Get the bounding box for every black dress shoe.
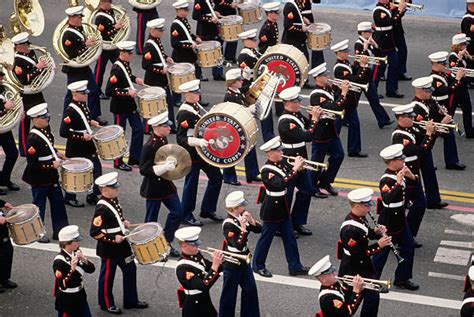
[320,184,338,196]
[303,81,315,89]
[289,266,309,276]
[379,286,390,294]
[213,76,226,81]
[175,101,183,107]
[394,279,419,291]
[386,91,405,98]
[127,159,140,167]
[199,77,209,82]
[348,152,368,158]
[378,94,384,99]
[86,195,99,205]
[94,117,109,126]
[114,163,132,172]
[380,76,386,81]
[275,230,299,239]
[182,218,203,226]
[102,306,122,314]
[224,180,241,186]
[253,268,273,278]
[379,120,395,129]
[0,189,6,196]
[293,225,312,236]
[1,280,17,289]
[246,177,262,183]
[413,239,423,249]
[38,235,50,243]
[0,286,4,293]
[427,201,449,209]
[313,191,328,199]
[399,73,412,81]
[446,162,466,170]
[200,212,224,222]
[99,93,110,100]
[199,101,210,107]
[5,182,20,191]
[169,246,180,258]
[65,199,85,208]
[124,301,149,309]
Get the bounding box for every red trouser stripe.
[20,118,27,154]
[95,55,102,84]
[104,258,111,309]
[138,13,143,54]
[372,64,379,82]
[114,115,120,166]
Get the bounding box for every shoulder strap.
[173,19,194,43]
[146,39,167,66]
[278,114,305,129]
[95,11,115,23]
[97,199,127,234]
[310,89,334,101]
[288,1,304,23]
[178,103,200,116]
[69,103,92,134]
[114,60,135,90]
[15,53,37,66]
[334,63,353,74]
[340,219,368,235]
[260,164,286,177]
[391,129,416,144]
[30,129,59,160]
[222,217,241,230]
[64,27,85,40]
[318,289,345,301]
[373,5,392,17]
[176,259,206,272]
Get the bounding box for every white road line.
[434,247,472,266]
[450,214,474,227]
[15,242,462,310]
[428,272,466,281]
[440,240,474,249]
[445,229,474,236]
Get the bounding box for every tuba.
[0,80,24,133]
[9,0,45,37]
[128,0,161,10]
[52,18,103,68]
[0,26,15,68]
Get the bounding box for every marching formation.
[0,0,473,316]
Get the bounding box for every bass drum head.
[61,158,93,172]
[129,222,162,244]
[6,204,38,224]
[254,44,309,94]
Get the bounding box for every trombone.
[391,1,424,11]
[328,78,369,93]
[413,120,459,134]
[349,54,387,65]
[282,155,328,172]
[199,247,251,266]
[300,105,345,119]
[336,275,392,292]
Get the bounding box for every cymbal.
[154,144,192,181]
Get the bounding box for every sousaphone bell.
[154,144,192,181]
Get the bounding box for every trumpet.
[349,54,387,65]
[391,1,424,11]
[328,78,368,93]
[447,67,474,78]
[282,155,328,172]
[199,247,251,266]
[300,105,345,119]
[337,275,392,292]
[413,120,459,134]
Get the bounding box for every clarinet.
[367,211,404,264]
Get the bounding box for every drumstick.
[122,229,145,239]
[5,213,20,222]
[128,223,146,228]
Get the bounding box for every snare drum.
[137,87,167,119]
[307,23,332,51]
[93,125,127,160]
[196,41,223,68]
[60,158,94,193]
[169,63,196,93]
[194,102,258,168]
[7,204,45,245]
[219,15,244,42]
[128,222,170,265]
[238,3,261,25]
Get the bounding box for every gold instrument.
[19,45,56,94]
[85,0,100,10]
[413,120,459,134]
[0,81,24,133]
[348,54,387,65]
[337,275,392,292]
[52,18,103,68]
[391,1,424,11]
[447,67,474,78]
[9,0,45,36]
[154,144,192,181]
[300,105,345,119]
[85,4,131,50]
[0,26,15,68]
[128,0,161,10]
[328,78,368,93]
[199,247,251,266]
[282,155,328,172]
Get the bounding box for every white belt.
[375,26,393,31]
[265,190,287,197]
[184,289,203,295]
[101,227,122,234]
[405,155,418,162]
[382,201,403,208]
[38,155,53,161]
[433,95,448,101]
[343,248,351,256]
[282,142,305,149]
[71,129,88,133]
[301,10,312,14]
[186,129,195,137]
[60,285,83,293]
[227,245,248,253]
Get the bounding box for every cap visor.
[108,182,121,189]
[187,239,202,246]
[72,234,83,242]
[321,265,337,275]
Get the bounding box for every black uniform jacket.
[430,70,461,109]
[278,110,316,158]
[192,0,219,40]
[317,282,362,317]
[258,20,279,53]
[171,17,198,63]
[60,24,90,74]
[378,168,406,235]
[176,102,202,162]
[372,2,405,52]
[142,35,169,87]
[105,59,138,114]
[281,1,306,46]
[94,8,119,43]
[13,50,45,110]
[139,133,177,199]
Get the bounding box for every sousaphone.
[9,0,45,36]
[154,144,192,180]
[0,26,14,68]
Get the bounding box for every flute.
[367,211,404,264]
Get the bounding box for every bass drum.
[254,44,309,94]
[194,102,258,168]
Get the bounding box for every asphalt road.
[0,1,473,317]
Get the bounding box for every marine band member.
[175,227,224,317]
[0,199,16,292]
[309,255,363,317]
[53,225,95,316]
[90,172,148,314]
[130,0,159,55]
[214,0,239,64]
[258,2,280,54]
[461,266,474,317]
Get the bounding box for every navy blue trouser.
[395,33,408,75]
[0,240,13,282]
[419,151,441,207]
[336,108,362,155]
[311,138,345,188]
[286,169,312,226]
[94,49,119,93]
[64,69,102,119]
[113,111,144,165]
[451,85,474,135]
[0,131,18,185]
[223,41,238,62]
[443,129,460,166]
[372,224,415,281]
[135,9,159,55]
[310,50,325,69]
[144,193,183,243]
[65,154,103,201]
[144,86,176,133]
[376,49,399,94]
[32,184,69,237]
[223,147,259,182]
[219,265,260,317]
[360,289,380,317]
[406,183,427,238]
[260,109,275,142]
[98,257,138,309]
[252,217,303,272]
[364,78,391,127]
[181,160,222,222]
[57,303,92,317]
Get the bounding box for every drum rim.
[196,40,222,51]
[129,222,163,244]
[169,62,195,75]
[6,204,40,225]
[238,2,257,9]
[220,15,244,24]
[93,125,125,142]
[61,158,94,172]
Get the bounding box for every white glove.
[248,103,256,115]
[242,67,252,81]
[188,137,209,148]
[153,161,175,176]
